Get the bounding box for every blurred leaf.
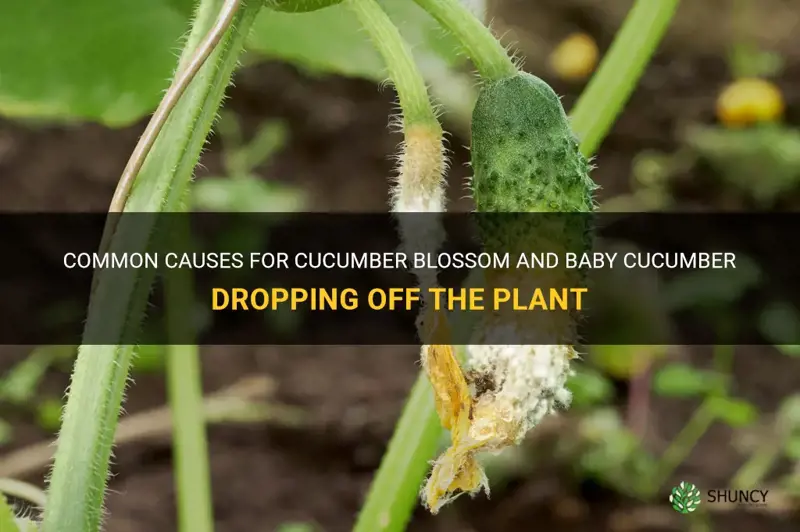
[590,344,668,379]
[276,523,317,532]
[775,344,800,357]
[784,434,800,460]
[578,417,642,478]
[0,349,56,405]
[684,125,800,205]
[1,0,466,125]
[217,111,245,157]
[663,254,761,311]
[243,121,289,171]
[247,1,464,80]
[567,367,615,408]
[578,407,625,442]
[776,394,800,428]
[631,150,673,188]
[36,398,64,432]
[759,301,800,349]
[781,471,800,496]
[708,396,758,428]
[0,0,191,126]
[728,43,784,79]
[133,345,167,374]
[0,419,12,446]
[652,363,725,397]
[192,176,306,212]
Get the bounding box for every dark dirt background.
[1,1,800,531]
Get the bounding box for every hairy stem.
[346,0,439,128]
[41,2,261,531]
[346,1,446,530]
[412,0,516,81]
[100,0,241,248]
[570,0,681,156]
[353,375,443,532]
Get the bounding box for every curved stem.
[569,0,681,156]
[41,2,261,530]
[412,0,516,81]
[346,0,439,128]
[346,2,445,530]
[97,0,241,260]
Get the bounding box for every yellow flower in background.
[549,32,599,81]
[716,78,785,127]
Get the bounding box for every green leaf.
[652,363,725,397]
[759,301,800,349]
[708,396,758,428]
[246,1,463,80]
[36,398,64,432]
[0,0,191,126]
[276,523,316,532]
[132,345,168,374]
[784,434,800,460]
[566,367,614,408]
[242,121,289,171]
[777,394,800,428]
[0,349,57,405]
[192,176,306,212]
[0,418,13,446]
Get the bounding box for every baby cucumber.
[470,72,597,262]
[471,71,596,213]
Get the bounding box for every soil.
[1,2,800,531]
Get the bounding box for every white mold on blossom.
[422,307,579,513]
[465,342,575,441]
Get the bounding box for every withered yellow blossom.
[420,270,579,513]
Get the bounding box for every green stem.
[352,1,681,529]
[411,0,516,81]
[352,374,442,532]
[345,6,446,530]
[730,441,782,489]
[165,224,214,532]
[647,400,716,497]
[41,2,261,531]
[570,0,681,157]
[346,0,439,128]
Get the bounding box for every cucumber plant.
[0,0,681,530]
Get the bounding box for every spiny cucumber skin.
[471,72,596,214]
[471,72,597,258]
[470,72,597,279]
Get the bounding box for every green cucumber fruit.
[470,72,598,263]
[471,72,596,213]
[263,0,343,12]
[468,70,599,324]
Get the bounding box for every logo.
[707,488,768,507]
[670,481,702,514]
